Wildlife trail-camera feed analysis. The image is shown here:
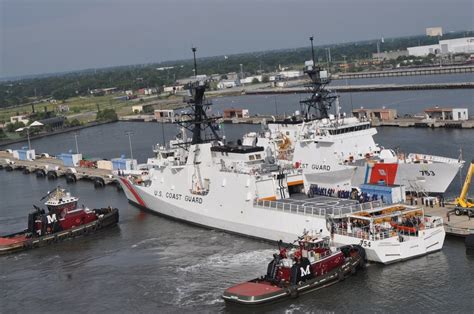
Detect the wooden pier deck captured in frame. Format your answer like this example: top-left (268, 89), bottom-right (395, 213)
top-left (0, 151), bottom-right (115, 187)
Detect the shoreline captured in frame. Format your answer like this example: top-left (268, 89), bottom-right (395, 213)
top-left (0, 120), bottom-right (117, 148)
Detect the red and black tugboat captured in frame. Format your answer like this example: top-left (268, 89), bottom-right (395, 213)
top-left (222, 235), bottom-right (366, 305)
top-left (0, 187), bottom-right (119, 254)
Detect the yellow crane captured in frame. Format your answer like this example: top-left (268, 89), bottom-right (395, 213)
top-left (454, 160), bottom-right (474, 216)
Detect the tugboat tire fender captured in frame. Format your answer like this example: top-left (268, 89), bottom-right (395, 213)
top-left (36, 169), bottom-right (46, 177)
top-left (351, 266), bottom-right (357, 275)
top-left (338, 270), bottom-right (345, 281)
top-left (94, 178), bottom-right (105, 188)
top-left (91, 223), bottom-right (98, 232)
top-left (289, 286), bottom-right (299, 299)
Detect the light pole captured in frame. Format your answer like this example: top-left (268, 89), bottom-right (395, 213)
top-left (325, 47), bottom-right (332, 70)
top-left (26, 128), bottom-right (31, 150)
top-left (74, 132), bottom-right (80, 154)
top-left (126, 131), bottom-right (134, 160)
top-left (16, 121), bottom-right (43, 151)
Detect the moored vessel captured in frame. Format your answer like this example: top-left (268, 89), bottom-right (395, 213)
top-left (222, 235), bottom-right (365, 305)
top-left (329, 204), bottom-right (445, 264)
top-left (242, 37), bottom-right (463, 195)
top-left (0, 187), bottom-right (119, 254)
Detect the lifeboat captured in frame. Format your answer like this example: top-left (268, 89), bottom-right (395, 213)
top-left (0, 187), bottom-right (119, 255)
top-left (222, 235), bottom-right (365, 305)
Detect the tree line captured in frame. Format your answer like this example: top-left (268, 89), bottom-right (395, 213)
top-left (1, 31), bottom-right (471, 109)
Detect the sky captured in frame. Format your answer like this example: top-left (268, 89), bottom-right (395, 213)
top-left (1, 0), bottom-right (473, 78)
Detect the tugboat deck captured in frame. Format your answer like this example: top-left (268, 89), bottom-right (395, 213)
top-left (255, 195), bottom-right (382, 217)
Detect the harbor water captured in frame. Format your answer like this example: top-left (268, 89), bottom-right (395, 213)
top-left (1, 84), bottom-right (474, 312)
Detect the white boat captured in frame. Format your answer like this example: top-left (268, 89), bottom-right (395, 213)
top-left (329, 204), bottom-right (445, 264)
top-left (242, 41), bottom-right (463, 195)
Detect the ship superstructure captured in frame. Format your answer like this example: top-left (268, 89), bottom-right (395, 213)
top-left (116, 48), bottom-right (330, 243)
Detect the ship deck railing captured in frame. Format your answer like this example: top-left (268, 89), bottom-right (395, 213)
top-left (332, 218), bottom-right (443, 242)
top-left (253, 195), bottom-right (382, 218)
top-left (406, 153), bottom-right (462, 164)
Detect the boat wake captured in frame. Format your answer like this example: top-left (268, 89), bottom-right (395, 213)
top-left (172, 249), bottom-right (275, 307)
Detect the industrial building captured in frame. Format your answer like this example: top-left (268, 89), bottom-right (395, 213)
top-left (426, 27), bottom-right (443, 37)
top-left (352, 108), bottom-right (397, 121)
top-left (10, 115), bottom-right (30, 125)
top-left (223, 108), bottom-right (249, 119)
top-left (372, 50), bottom-right (408, 60)
top-left (132, 104), bottom-right (154, 113)
top-left (163, 85), bottom-right (184, 94)
top-left (424, 107), bottom-right (469, 121)
top-left (240, 75), bottom-right (262, 84)
top-left (407, 37), bottom-right (474, 56)
top-left (154, 109), bottom-right (176, 122)
top-left (217, 79), bottom-right (239, 89)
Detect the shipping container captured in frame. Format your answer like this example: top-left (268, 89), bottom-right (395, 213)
top-left (111, 158), bottom-right (137, 170)
top-left (360, 183), bottom-right (406, 204)
top-left (96, 160), bottom-right (113, 170)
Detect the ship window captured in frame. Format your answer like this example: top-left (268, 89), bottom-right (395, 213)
top-left (255, 154), bottom-right (261, 159)
top-left (249, 155), bottom-right (255, 160)
top-left (286, 131), bottom-right (290, 135)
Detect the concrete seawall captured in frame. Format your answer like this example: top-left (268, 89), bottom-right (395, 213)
top-left (245, 82), bottom-right (474, 95)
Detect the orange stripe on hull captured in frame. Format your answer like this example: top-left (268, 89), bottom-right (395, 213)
top-left (258, 196), bottom-right (277, 201)
top-left (287, 180), bottom-right (304, 187)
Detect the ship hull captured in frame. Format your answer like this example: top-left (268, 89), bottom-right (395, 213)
top-left (222, 252), bottom-right (363, 305)
top-left (117, 176), bottom-right (329, 244)
top-left (0, 208), bottom-right (119, 255)
top-left (304, 162), bottom-right (462, 194)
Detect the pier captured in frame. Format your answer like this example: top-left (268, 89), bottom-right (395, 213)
top-left (245, 82), bottom-right (474, 95)
top-left (334, 65), bottom-right (474, 79)
top-left (423, 205), bottom-right (474, 237)
top-left (370, 118), bottom-right (474, 129)
top-left (0, 151), bottom-right (115, 187)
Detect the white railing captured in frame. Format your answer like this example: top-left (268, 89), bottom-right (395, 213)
top-left (253, 199), bottom-right (383, 217)
top-left (407, 153), bottom-right (462, 164)
top-left (333, 217), bottom-right (443, 241)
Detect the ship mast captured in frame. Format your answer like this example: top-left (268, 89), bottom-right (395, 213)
top-left (177, 47), bottom-right (221, 146)
top-left (299, 36), bottom-right (337, 121)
